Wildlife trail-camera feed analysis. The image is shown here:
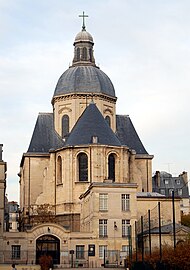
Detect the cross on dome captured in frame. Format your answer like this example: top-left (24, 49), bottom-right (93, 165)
top-left (79, 11), bottom-right (88, 31)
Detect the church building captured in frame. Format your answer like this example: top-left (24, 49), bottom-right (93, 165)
top-left (1, 16), bottom-right (182, 268)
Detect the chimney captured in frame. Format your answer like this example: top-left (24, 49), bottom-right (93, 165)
top-left (0, 144), bottom-right (3, 161)
top-left (155, 171), bottom-right (161, 187)
top-left (180, 171), bottom-right (188, 186)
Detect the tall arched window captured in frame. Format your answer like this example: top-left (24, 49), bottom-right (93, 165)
top-left (108, 154), bottom-right (115, 181)
top-left (105, 116), bottom-right (111, 127)
top-left (57, 156), bottom-right (62, 184)
top-left (82, 47), bottom-right (87, 60)
top-left (62, 114), bottom-right (69, 138)
top-left (89, 48), bottom-right (92, 62)
top-left (78, 153), bottom-right (88, 181)
top-left (76, 48), bottom-right (80, 61)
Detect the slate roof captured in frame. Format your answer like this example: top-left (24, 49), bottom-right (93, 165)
top-left (27, 113), bottom-right (64, 153)
top-left (116, 115), bottom-right (148, 154)
top-left (66, 103), bottom-right (121, 146)
top-left (152, 172), bottom-right (189, 198)
top-left (53, 66), bottom-right (116, 98)
top-left (27, 106), bottom-right (149, 154)
top-left (143, 223), bottom-right (190, 235)
top-left (137, 192), bottom-right (165, 198)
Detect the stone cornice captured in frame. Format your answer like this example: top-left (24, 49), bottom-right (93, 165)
top-left (51, 92), bottom-right (117, 105)
top-left (20, 153), bottom-right (50, 167)
top-left (80, 182), bottom-right (138, 199)
top-left (135, 154), bottom-right (154, 159)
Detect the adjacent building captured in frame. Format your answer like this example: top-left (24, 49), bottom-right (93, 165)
top-left (152, 171), bottom-right (190, 215)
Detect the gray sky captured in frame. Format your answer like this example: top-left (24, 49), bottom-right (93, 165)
top-left (0, 0), bottom-right (190, 202)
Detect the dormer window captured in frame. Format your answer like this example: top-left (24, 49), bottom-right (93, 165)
top-left (178, 189), bottom-right (182, 196)
top-left (92, 136), bottom-right (98, 144)
top-left (176, 179), bottom-right (180, 185)
top-left (164, 179), bottom-right (169, 185)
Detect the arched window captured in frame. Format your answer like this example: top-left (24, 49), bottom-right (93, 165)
top-left (82, 47), bottom-right (87, 60)
top-left (108, 154), bottom-right (115, 181)
top-left (89, 48), bottom-right (92, 62)
top-left (105, 116), bottom-right (111, 127)
top-left (76, 48), bottom-right (80, 61)
top-left (57, 156), bottom-right (62, 184)
top-left (62, 114), bottom-right (69, 138)
top-left (78, 153), bottom-right (88, 181)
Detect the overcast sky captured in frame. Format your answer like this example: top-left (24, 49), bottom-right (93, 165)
top-left (0, 0), bottom-right (190, 202)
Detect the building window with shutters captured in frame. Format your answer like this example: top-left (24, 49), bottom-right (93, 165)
top-left (121, 194), bottom-right (130, 211)
top-left (122, 220), bottom-right (130, 237)
top-left (78, 153), bottom-right (88, 181)
top-left (99, 219), bottom-right (108, 237)
top-left (12, 245), bottom-right (21, 259)
top-left (99, 194), bottom-right (108, 211)
top-left (62, 114), bottom-right (69, 138)
top-left (108, 153), bottom-right (115, 181)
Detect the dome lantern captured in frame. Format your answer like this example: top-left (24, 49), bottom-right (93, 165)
top-left (72, 12), bottom-right (96, 67)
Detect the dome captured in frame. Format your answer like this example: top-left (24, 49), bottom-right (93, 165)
top-left (53, 66), bottom-right (116, 98)
top-left (74, 30), bottom-right (94, 44)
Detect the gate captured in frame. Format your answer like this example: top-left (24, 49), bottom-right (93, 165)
top-left (36, 234), bottom-right (60, 265)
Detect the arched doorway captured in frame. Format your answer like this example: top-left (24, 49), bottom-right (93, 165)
top-left (36, 234), bottom-right (60, 265)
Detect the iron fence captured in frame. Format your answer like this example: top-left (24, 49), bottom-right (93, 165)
top-left (0, 250), bottom-right (127, 268)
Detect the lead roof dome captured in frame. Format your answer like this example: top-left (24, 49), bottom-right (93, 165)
top-left (54, 66), bottom-right (115, 97)
top-left (74, 30), bottom-right (93, 43)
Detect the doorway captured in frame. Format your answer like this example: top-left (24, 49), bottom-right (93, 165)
top-left (36, 234), bottom-right (60, 265)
